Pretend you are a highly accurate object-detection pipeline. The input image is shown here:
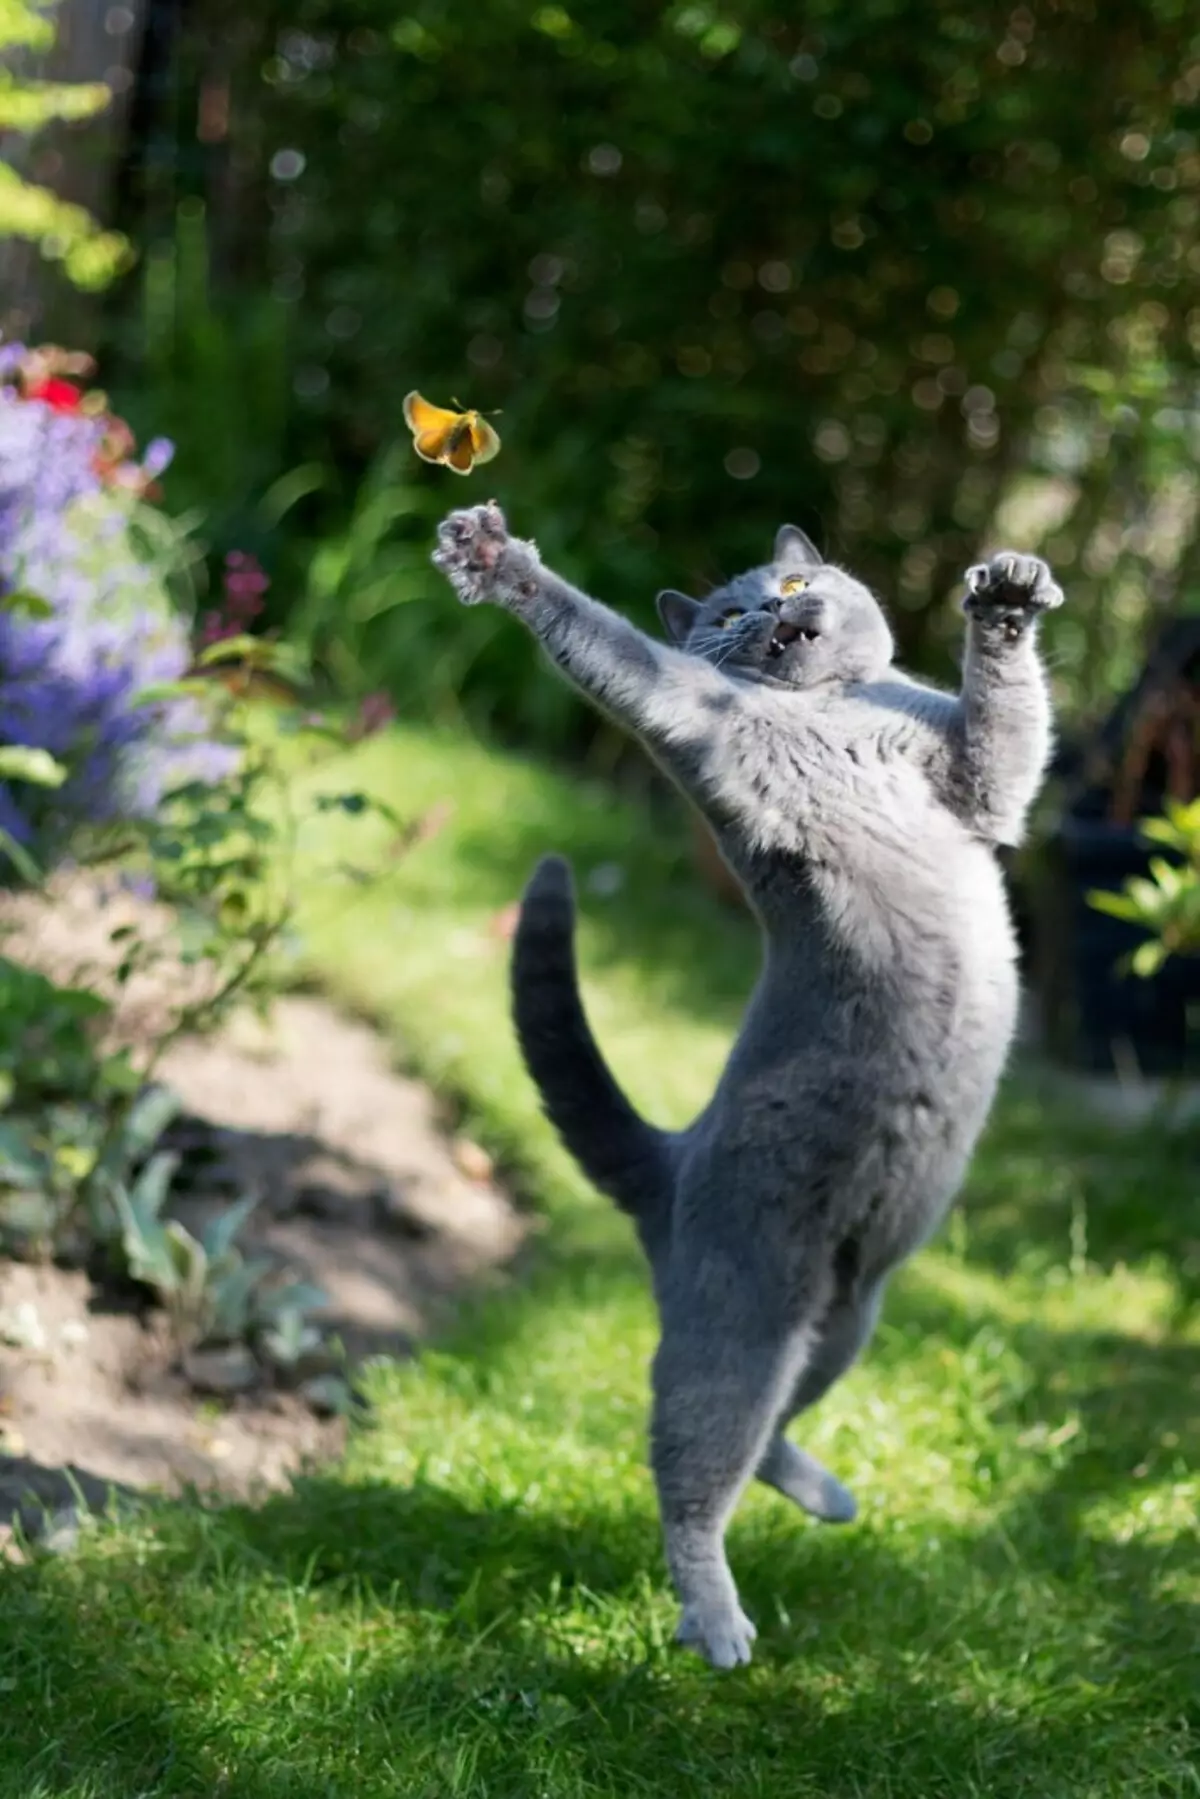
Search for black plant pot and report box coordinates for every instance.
[1034,814,1200,1076]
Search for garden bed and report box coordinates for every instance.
[0,878,522,1535]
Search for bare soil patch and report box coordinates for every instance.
[0,881,523,1537]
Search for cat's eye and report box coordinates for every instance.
[780,575,809,596]
[718,608,746,628]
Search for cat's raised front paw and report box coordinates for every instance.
[963,552,1063,638]
[432,500,516,605]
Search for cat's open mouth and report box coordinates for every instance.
[767,621,815,659]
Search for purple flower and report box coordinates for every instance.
[142,437,174,479]
[119,870,157,901]
[0,346,237,869]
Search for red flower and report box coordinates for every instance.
[27,377,84,413]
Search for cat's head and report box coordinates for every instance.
[656,524,894,689]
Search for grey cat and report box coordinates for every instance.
[432,500,1061,1669]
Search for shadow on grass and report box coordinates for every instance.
[5,1455,1194,1799]
[3,1195,1195,1796]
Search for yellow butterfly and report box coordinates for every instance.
[402,390,501,474]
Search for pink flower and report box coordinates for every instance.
[195,551,271,651]
[352,691,396,738]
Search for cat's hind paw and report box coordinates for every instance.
[432,500,512,605]
[963,552,1063,638]
[758,1439,858,1523]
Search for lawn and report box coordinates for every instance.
[1,723,1197,1799]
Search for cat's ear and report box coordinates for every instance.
[774,523,821,568]
[656,589,702,645]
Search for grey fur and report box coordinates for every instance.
[433,502,1061,1669]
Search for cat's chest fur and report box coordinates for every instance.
[698,683,944,861]
[692,681,1014,997]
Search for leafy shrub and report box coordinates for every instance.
[0,632,421,1402]
[0,0,129,288]
[0,342,236,869]
[109,0,1200,746]
[0,954,132,1107]
[1089,799,1200,976]
[0,337,431,1403]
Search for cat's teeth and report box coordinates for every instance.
[769,621,801,658]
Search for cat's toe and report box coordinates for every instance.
[966,551,1062,614]
[675,1602,757,1670]
[433,506,510,602]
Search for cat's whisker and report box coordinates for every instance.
[707,636,744,672]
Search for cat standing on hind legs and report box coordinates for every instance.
[432,500,1062,1670]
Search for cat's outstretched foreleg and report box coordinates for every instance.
[945,551,1062,846]
[432,502,722,763]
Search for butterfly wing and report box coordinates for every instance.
[443,426,479,473]
[467,416,501,467]
[404,391,464,465]
[413,426,460,464]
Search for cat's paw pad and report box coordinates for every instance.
[964,552,1063,636]
[432,500,511,604]
[675,1600,757,1670]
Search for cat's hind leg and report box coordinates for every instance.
[756,1282,885,1524]
[650,1301,815,1670]
[756,1438,857,1524]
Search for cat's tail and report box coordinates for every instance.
[511,855,675,1249]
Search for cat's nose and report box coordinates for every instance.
[778,596,826,635]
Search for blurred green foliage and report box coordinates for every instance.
[1089,797,1200,973]
[0,0,129,288]
[107,0,1200,747]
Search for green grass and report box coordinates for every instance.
[2,722,1197,1798]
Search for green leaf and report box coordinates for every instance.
[200,1193,258,1266]
[261,1308,322,1367]
[1131,939,1168,978]
[0,590,54,619]
[317,792,369,816]
[1125,877,1165,917]
[1087,889,1143,923]
[0,827,39,884]
[1147,858,1182,900]
[0,1120,47,1187]
[196,634,273,668]
[255,1279,329,1326]
[0,1188,59,1240]
[113,1176,179,1292]
[258,462,326,528]
[165,1221,208,1302]
[117,1085,181,1164]
[53,1141,97,1184]
[130,1149,179,1222]
[208,1255,273,1341]
[132,678,215,707]
[0,746,67,787]
[1139,817,1185,852]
